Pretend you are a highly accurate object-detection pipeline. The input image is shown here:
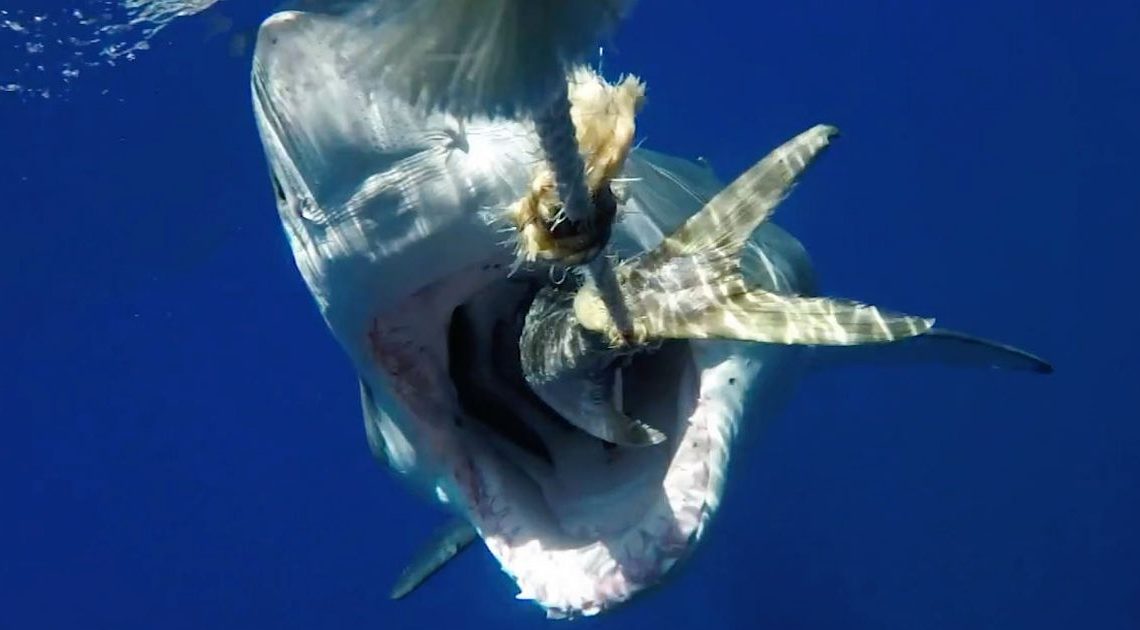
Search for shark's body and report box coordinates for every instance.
[252,9,1049,619]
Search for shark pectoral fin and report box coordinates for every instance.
[361,383,480,598]
[809,327,1054,373]
[648,290,935,346]
[389,518,478,600]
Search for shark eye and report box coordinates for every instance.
[271,173,286,203]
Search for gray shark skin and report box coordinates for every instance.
[251,9,1050,619]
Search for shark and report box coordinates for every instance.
[251,8,1052,619]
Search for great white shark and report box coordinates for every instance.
[251,8,1052,619]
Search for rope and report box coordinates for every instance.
[586,255,634,342]
[533,83,592,225]
[533,83,634,341]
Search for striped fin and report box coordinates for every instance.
[633,123,838,274]
[576,124,933,347]
[646,291,934,346]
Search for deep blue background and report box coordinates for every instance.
[2,1,1137,628]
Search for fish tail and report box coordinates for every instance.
[575,124,935,347]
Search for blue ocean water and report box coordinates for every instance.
[1,1,1136,629]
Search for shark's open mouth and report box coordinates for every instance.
[369,264,759,618]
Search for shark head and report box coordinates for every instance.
[251,8,1050,620]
